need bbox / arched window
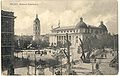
[95,30,98,34]
[57,36,58,41]
[76,36,78,38]
[74,30,75,33]
[100,30,102,34]
[69,36,71,41]
[91,29,93,33]
[85,29,87,33]
[76,30,78,33]
[62,36,63,40]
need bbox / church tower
[33,14,40,40]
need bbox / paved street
[72,63,92,75]
[2,49,118,75]
[98,52,118,75]
[70,49,118,75]
[99,62,118,75]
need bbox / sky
[2,0,118,35]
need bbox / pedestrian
[72,59,75,65]
[112,52,114,56]
[95,63,99,70]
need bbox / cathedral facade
[49,17,108,48]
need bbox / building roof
[51,18,107,31]
[1,10,14,16]
[76,17,88,28]
[88,25,101,29]
[1,10,16,18]
[52,26,76,31]
[52,25,101,31]
[99,21,107,31]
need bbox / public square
[2,48,118,75]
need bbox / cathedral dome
[76,17,87,28]
[99,21,107,30]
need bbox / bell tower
[33,14,40,40]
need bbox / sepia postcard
[1,0,118,75]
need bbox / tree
[96,34,118,49]
[41,40,49,49]
[14,39,20,50]
[14,35,32,50]
[79,35,101,63]
[79,33,118,63]
[32,39,49,49]
[56,40,71,48]
[85,34,118,49]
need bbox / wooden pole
[52,67,54,75]
[34,52,36,75]
[60,56,62,75]
[92,59,94,74]
[66,33,70,75]
[27,55,30,75]
[113,36,116,56]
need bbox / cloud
[2,0,118,35]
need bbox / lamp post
[60,56,62,75]
[92,59,94,74]
[34,51,37,75]
[66,33,71,75]
[59,50,63,75]
[27,55,30,75]
[91,55,95,74]
[113,35,116,56]
[22,51,23,59]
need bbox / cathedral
[32,15,108,49]
[49,17,108,49]
[33,14,41,41]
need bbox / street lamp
[34,39,41,75]
[58,50,63,75]
[113,35,116,57]
[60,55,62,75]
[66,33,71,75]
[34,51,37,75]
[27,55,30,75]
[20,50,23,59]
